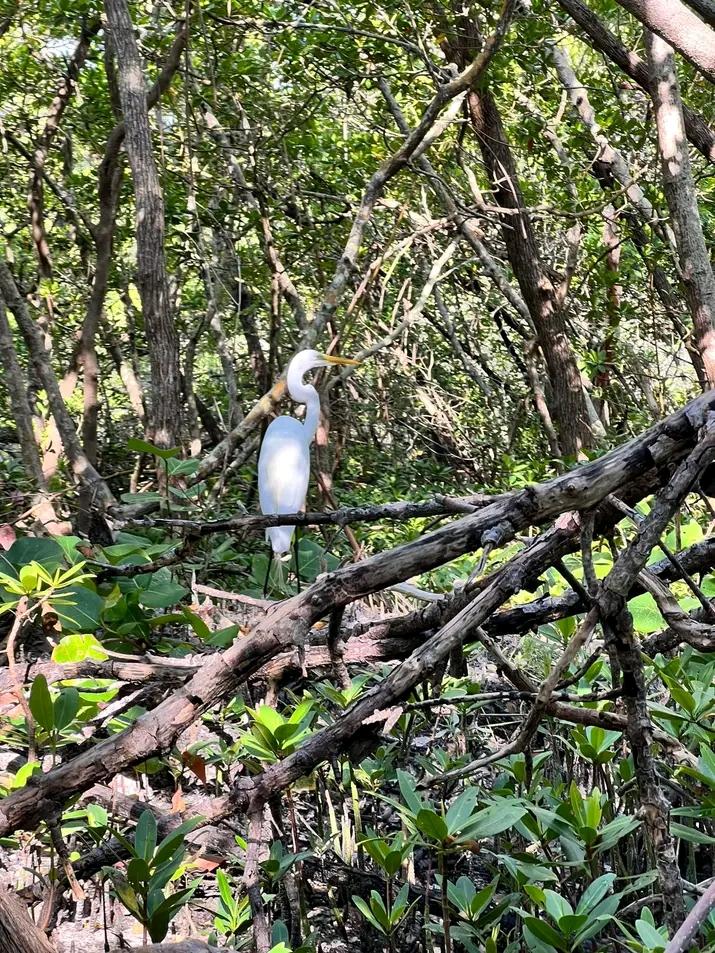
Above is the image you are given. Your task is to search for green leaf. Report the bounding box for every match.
[396,769,424,816]
[543,889,572,922]
[251,705,285,734]
[52,632,108,662]
[0,538,63,576]
[468,879,497,920]
[137,573,188,609]
[216,869,236,911]
[352,895,386,934]
[206,624,239,648]
[383,849,405,877]
[367,891,391,932]
[167,457,200,477]
[118,568,189,609]
[593,814,640,852]
[445,786,479,834]
[19,564,39,590]
[53,687,79,731]
[390,881,411,921]
[699,744,715,784]
[127,438,180,461]
[105,871,142,918]
[522,916,567,951]
[415,808,449,842]
[120,492,163,504]
[11,761,40,789]
[575,873,615,915]
[87,803,108,828]
[153,816,203,867]
[462,801,525,840]
[447,875,476,913]
[524,884,546,907]
[52,585,103,634]
[29,675,55,731]
[150,852,186,891]
[135,810,158,861]
[183,608,211,640]
[272,920,290,945]
[557,913,588,935]
[126,856,151,887]
[671,822,715,845]
[635,917,667,949]
[148,911,171,943]
[667,681,696,716]
[628,593,663,634]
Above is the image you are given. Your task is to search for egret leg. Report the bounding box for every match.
[293,527,302,593]
[263,549,272,597]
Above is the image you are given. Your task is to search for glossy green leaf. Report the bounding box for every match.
[29,674,54,732]
[53,687,79,731]
[135,809,158,861]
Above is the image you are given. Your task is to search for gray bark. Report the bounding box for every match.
[105,0,182,448]
[556,0,715,161]
[646,31,715,387]
[0,299,45,486]
[683,0,715,28]
[0,262,114,507]
[467,86,590,458]
[0,889,54,953]
[614,0,715,83]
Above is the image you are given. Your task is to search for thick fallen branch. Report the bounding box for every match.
[0,631,423,695]
[233,517,580,807]
[356,534,715,646]
[0,889,54,953]
[1,391,713,836]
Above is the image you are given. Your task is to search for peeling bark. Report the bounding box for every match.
[614,0,715,83]
[105,0,182,448]
[646,31,715,387]
[555,0,715,161]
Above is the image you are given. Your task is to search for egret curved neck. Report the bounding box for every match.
[287,363,321,443]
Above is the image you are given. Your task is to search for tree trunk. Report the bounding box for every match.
[0,262,115,507]
[104,320,147,423]
[0,889,55,953]
[467,88,590,458]
[614,0,715,82]
[105,0,182,448]
[555,0,715,161]
[684,0,715,28]
[646,30,715,388]
[0,299,45,486]
[28,19,99,278]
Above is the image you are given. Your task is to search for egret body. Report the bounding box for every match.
[258,349,359,563]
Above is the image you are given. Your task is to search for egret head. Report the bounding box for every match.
[288,349,361,380]
[293,349,361,370]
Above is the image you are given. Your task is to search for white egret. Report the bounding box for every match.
[258,349,360,589]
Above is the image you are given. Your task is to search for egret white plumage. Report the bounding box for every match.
[258,349,360,588]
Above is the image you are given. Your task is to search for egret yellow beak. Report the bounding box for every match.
[321,353,361,367]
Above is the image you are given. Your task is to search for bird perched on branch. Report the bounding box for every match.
[258,348,360,590]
